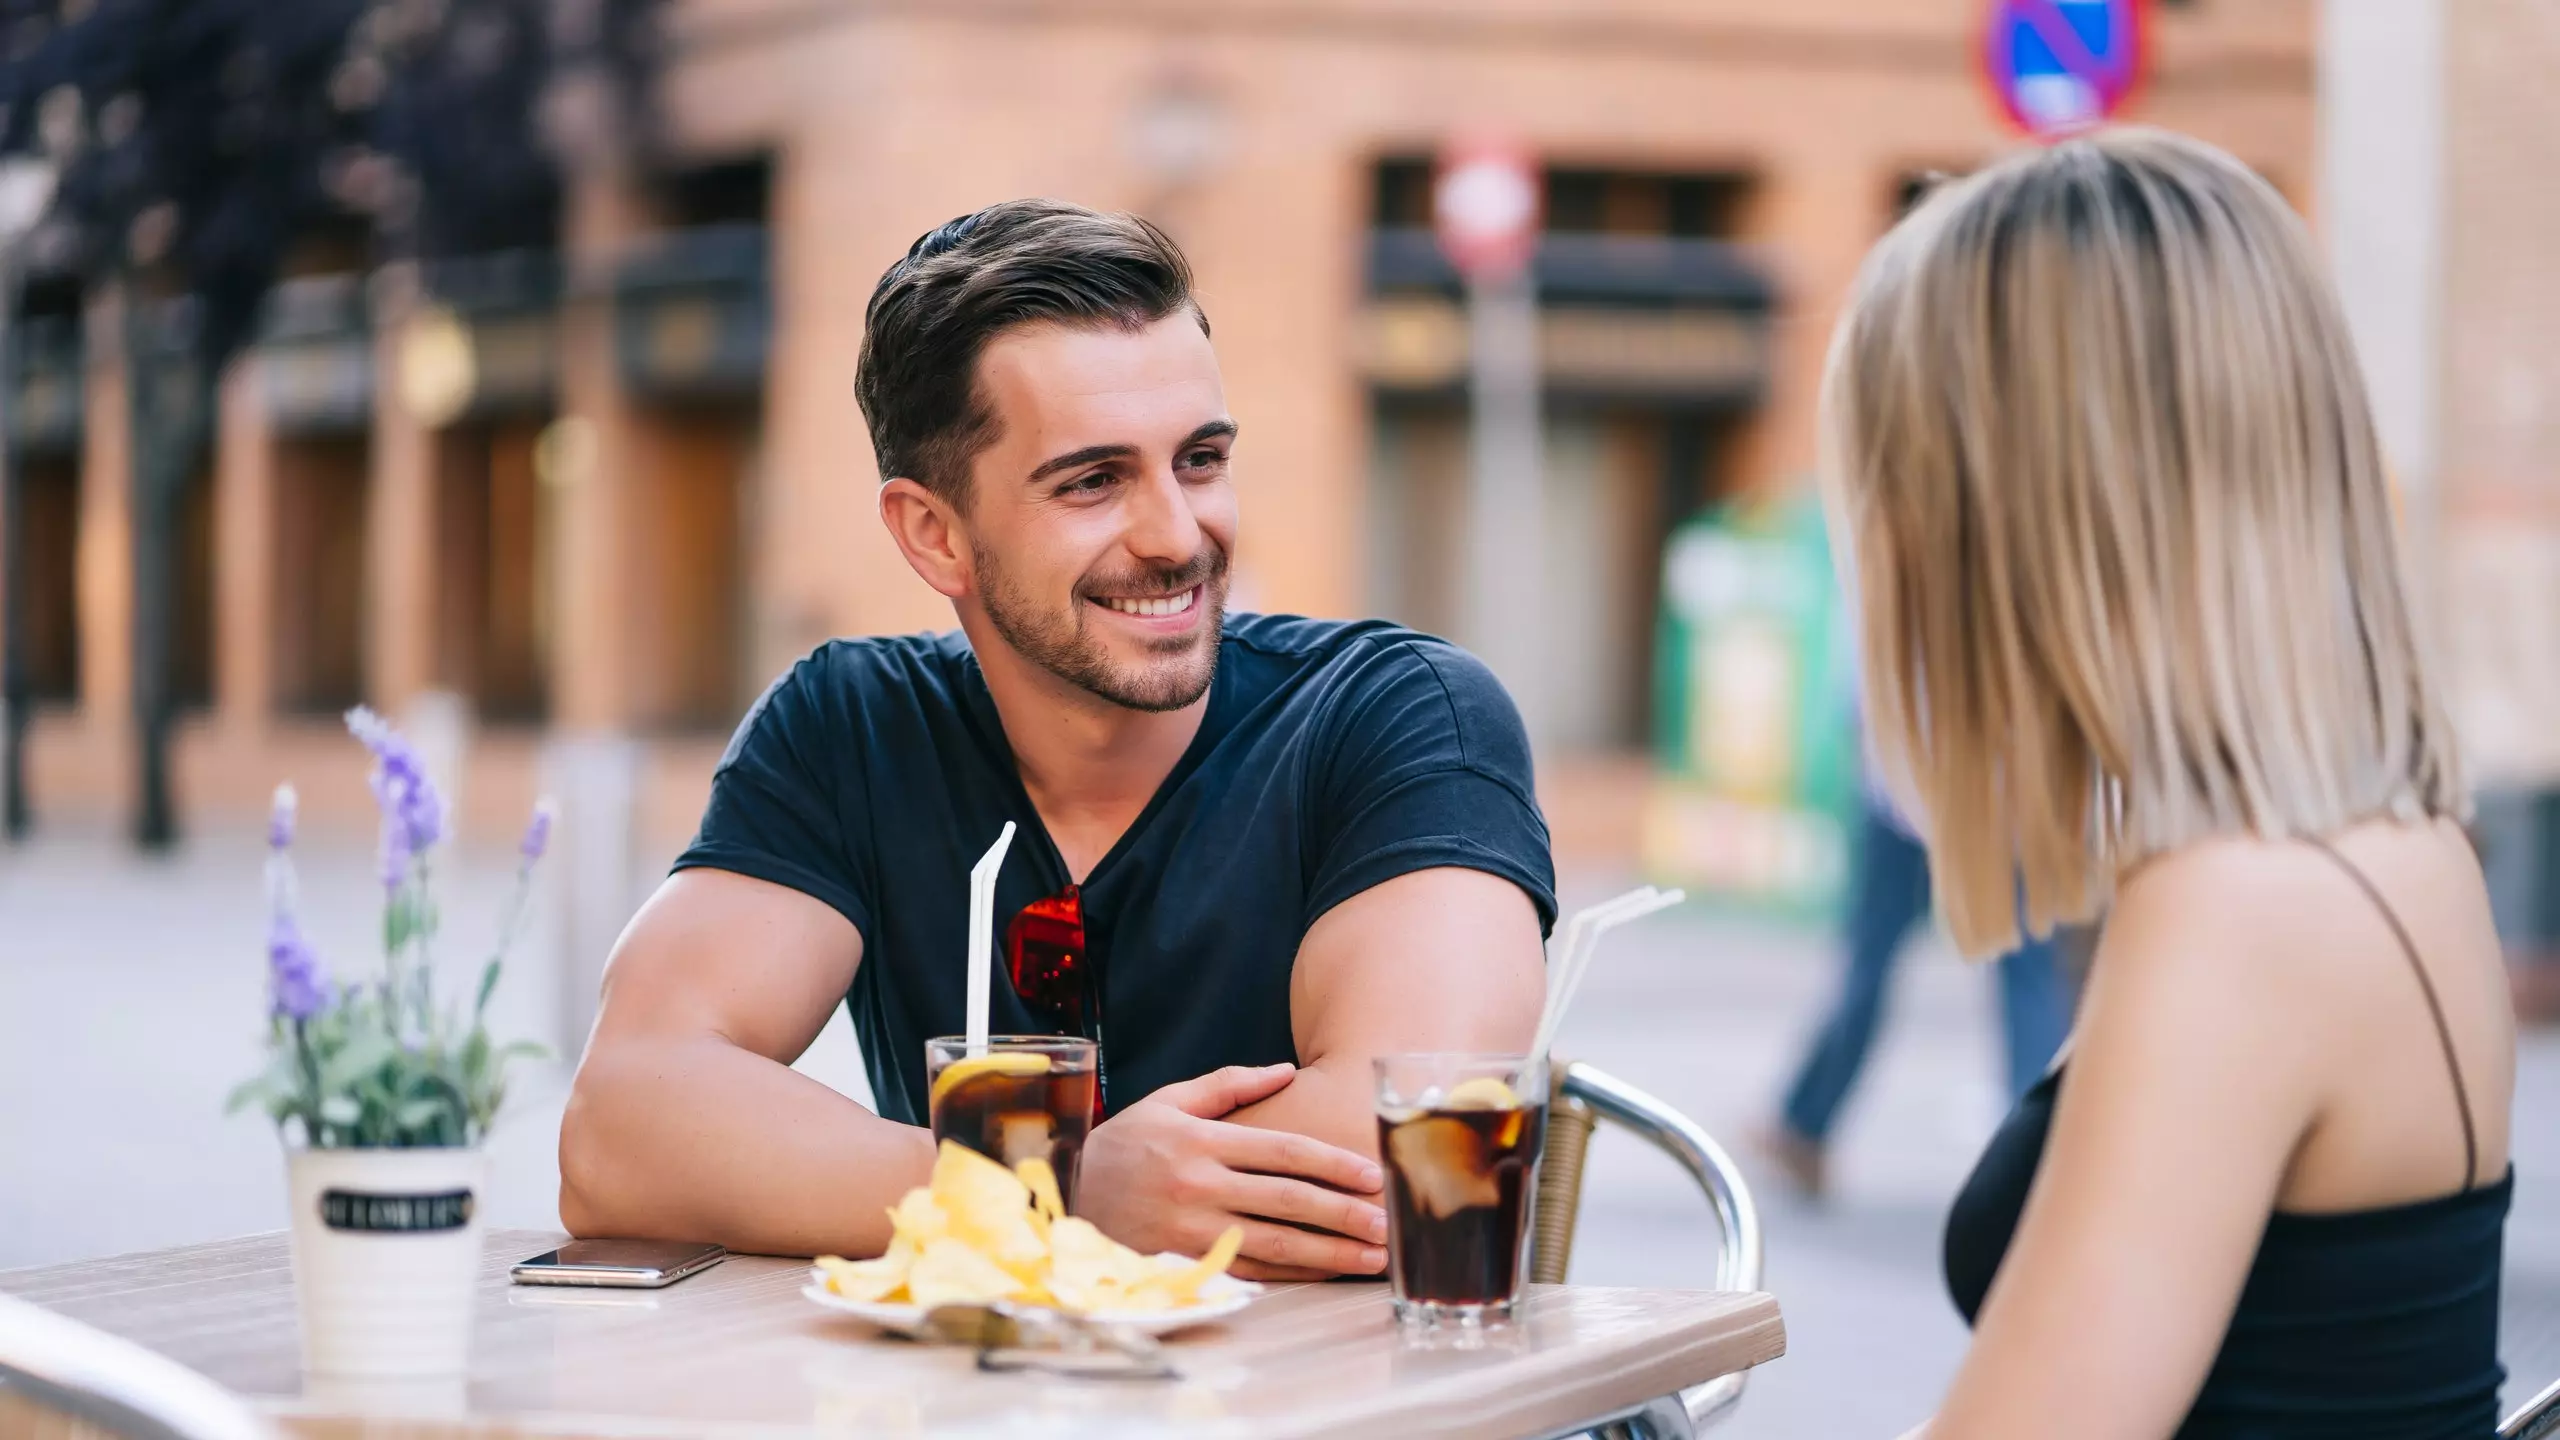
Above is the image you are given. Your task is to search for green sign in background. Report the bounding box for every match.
[1644,490,1857,919]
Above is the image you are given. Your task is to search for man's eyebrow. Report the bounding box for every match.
[1023,421,1238,484]
[1027,443,1136,483]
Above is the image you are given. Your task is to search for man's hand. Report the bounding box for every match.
[1076,1063,1389,1282]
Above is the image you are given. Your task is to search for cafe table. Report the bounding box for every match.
[1,1228,1785,1439]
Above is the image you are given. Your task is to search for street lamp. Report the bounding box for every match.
[0,153,59,841]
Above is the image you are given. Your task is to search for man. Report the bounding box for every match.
[558,200,1555,1280]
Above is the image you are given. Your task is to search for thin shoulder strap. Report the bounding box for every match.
[2299,835,2480,1190]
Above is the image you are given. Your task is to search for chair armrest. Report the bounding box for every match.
[2503,1375,2560,1440]
[0,1292,272,1440]
[1560,1063,1768,1431]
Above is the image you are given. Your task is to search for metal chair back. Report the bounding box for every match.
[0,1292,271,1440]
[2505,1375,2560,1440]
[1529,1060,1765,1432]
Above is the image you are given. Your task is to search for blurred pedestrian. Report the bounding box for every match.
[1824,130,2512,1439]
[1756,784,2075,1201]
[2485,790,2560,1024]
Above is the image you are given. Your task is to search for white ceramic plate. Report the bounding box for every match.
[802,1271,1263,1337]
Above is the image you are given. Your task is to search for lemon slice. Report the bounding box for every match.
[1444,1076,1522,1111]
[931,1051,1053,1107]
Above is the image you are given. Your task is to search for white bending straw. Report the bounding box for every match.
[1543,889,1636,1012]
[1553,888,1682,1033]
[1532,887,1654,1063]
[1546,887,1662,1002]
[964,822,1017,1059]
[1529,885,1685,1069]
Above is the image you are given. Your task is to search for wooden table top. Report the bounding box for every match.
[2,1229,1785,1440]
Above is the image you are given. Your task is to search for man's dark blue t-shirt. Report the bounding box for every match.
[673,613,1557,1127]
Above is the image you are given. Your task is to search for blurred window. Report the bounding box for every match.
[16,457,78,703]
[271,438,372,715]
[1375,158,1434,229]
[1371,158,1754,239]
[12,277,82,704]
[434,421,553,723]
[662,158,771,229]
[174,458,215,711]
[616,154,770,733]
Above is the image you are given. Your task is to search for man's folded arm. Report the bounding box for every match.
[1234,639,1558,1159]
[557,867,933,1258]
[1228,864,1546,1157]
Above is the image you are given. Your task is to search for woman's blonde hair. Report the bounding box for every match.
[1820,128,2466,957]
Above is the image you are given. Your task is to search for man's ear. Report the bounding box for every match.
[878,477,972,600]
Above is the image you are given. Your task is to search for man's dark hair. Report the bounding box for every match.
[856,199,1207,505]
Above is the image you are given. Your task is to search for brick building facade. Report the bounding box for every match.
[2,0,2319,866]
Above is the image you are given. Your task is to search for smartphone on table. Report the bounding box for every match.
[511,1238,727,1289]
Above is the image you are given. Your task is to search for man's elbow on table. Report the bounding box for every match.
[555,1047,652,1240]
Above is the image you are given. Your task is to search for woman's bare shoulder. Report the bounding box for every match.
[2096,820,2495,1041]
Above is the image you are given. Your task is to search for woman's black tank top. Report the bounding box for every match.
[1942,841,2511,1438]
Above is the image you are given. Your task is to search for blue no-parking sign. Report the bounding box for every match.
[1983,0,2146,137]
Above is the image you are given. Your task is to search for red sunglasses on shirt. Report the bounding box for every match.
[1003,883,1105,1114]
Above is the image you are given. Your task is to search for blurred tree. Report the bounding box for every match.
[0,0,660,847]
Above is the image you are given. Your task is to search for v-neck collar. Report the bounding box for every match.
[955,634,1237,890]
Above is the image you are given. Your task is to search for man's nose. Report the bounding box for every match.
[1122,465,1204,566]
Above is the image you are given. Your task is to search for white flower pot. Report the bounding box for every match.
[285,1146,487,1379]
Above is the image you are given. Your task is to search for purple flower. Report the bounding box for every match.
[379,813,412,891]
[267,784,297,853]
[346,707,444,859]
[519,798,556,864]
[267,912,328,1021]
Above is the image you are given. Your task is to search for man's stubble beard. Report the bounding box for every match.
[973,542,1229,713]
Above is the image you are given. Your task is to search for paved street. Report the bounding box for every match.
[5,826,2556,1437]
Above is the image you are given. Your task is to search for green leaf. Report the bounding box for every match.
[474,1083,507,1134]
[318,1095,360,1127]
[226,1043,306,1119]
[473,958,501,1021]
[395,1097,449,1131]
[316,1028,398,1096]
[223,1074,274,1115]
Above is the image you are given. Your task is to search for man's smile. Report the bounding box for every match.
[1089,585,1204,624]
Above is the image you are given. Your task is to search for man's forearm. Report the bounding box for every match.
[559,1034,934,1258]
[1225,1057,1381,1162]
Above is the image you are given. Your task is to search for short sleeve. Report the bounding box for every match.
[1302,640,1558,936]
[672,652,874,944]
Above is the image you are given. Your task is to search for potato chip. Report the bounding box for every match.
[1015,1157,1064,1235]
[930,1142,1047,1280]
[1049,1217,1166,1313]
[887,1188,950,1250]
[930,1141,1029,1219]
[906,1236,1032,1309]
[821,1143,1248,1321]
[1046,1216,1128,1268]
[1046,1218,1150,1299]
[1140,1226,1243,1307]
[816,1241,914,1303]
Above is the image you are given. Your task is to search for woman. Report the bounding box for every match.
[1821,130,2516,1438]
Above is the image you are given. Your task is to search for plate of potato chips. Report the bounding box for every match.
[807,1142,1263,1337]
